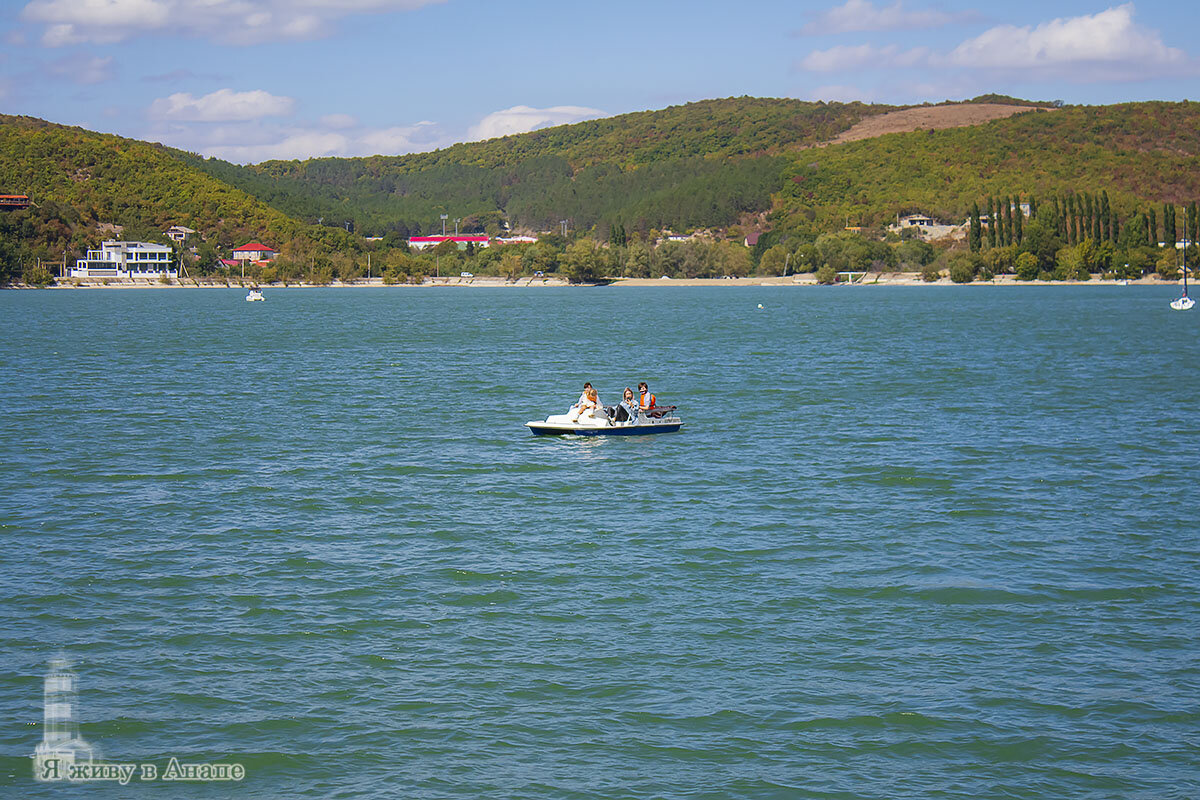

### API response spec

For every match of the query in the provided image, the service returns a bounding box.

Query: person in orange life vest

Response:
[638,382,656,411]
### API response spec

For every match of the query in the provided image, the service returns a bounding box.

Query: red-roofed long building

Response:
[233,242,278,262]
[408,235,490,251]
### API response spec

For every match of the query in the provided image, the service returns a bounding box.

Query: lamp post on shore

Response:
[440,214,448,236]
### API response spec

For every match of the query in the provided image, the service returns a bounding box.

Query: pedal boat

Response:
[246,288,265,302]
[526,406,683,436]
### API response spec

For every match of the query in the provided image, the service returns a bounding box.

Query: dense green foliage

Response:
[0,114,356,280]
[777,102,1200,234]
[175,97,880,236]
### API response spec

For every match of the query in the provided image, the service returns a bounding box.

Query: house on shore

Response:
[233,242,278,262]
[71,240,176,279]
[165,226,196,244]
[889,213,965,241]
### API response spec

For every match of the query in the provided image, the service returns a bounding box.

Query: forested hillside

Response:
[175,97,882,237]
[0,115,356,281]
[776,101,1200,236]
[2,97,1198,285]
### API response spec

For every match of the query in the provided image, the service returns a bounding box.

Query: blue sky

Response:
[1,0,1196,163]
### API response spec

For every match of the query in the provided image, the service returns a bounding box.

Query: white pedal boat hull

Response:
[526,409,683,436]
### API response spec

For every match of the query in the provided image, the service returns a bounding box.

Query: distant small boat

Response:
[246,287,264,302]
[1171,220,1193,310]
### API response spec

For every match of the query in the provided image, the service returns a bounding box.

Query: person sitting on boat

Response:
[571,382,594,411]
[568,386,602,422]
[638,382,656,411]
[612,387,639,424]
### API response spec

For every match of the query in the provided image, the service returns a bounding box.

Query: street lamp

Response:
[440,214,448,236]
[454,218,460,235]
[560,219,568,237]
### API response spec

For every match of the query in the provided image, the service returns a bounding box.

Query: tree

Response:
[969,202,982,252]
[1148,207,1158,247]
[1012,195,1023,245]
[759,244,789,275]
[948,253,977,283]
[1164,203,1177,247]
[1015,251,1039,280]
[562,239,601,283]
[987,197,997,248]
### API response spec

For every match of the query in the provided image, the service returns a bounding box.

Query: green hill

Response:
[0,114,356,280]
[777,101,1200,235]
[175,97,884,237]
[2,97,1199,284]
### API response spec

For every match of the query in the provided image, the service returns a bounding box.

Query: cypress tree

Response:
[969,202,982,252]
[1029,195,1038,222]
[1148,207,1158,246]
[1052,195,1063,239]
[1081,193,1092,241]
[1064,195,1074,245]
[987,197,997,248]
[1100,191,1111,241]
[1164,203,1176,247]
[1013,195,1023,245]
[1188,202,1198,245]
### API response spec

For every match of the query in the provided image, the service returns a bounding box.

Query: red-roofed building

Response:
[0,195,31,210]
[408,235,490,251]
[233,242,278,262]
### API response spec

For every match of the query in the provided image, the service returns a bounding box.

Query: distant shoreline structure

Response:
[4,273,1183,290]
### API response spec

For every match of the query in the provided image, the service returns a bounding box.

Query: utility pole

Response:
[454,218,460,235]
[441,214,448,236]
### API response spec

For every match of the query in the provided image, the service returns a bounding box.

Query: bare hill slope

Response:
[826,103,1053,145]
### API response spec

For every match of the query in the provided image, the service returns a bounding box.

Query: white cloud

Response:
[468,105,606,141]
[145,111,448,162]
[48,53,114,84]
[320,113,358,130]
[948,4,1188,75]
[209,131,352,163]
[800,44,929,72]
[799,4,1193,84]
[148,88,295,122]
[21,0,444,46]
[801,0,973,35]
[357,122,436,155]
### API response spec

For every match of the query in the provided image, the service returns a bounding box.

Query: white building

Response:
[72,240,176,279]
[164,226,196,243]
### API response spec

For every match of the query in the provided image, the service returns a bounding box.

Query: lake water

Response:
[1,286,1197,799]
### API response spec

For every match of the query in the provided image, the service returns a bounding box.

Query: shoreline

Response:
[4,273,1181,290]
